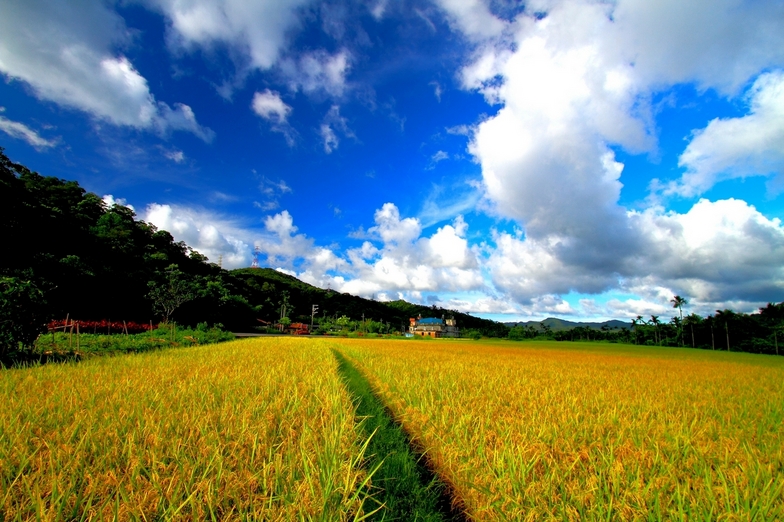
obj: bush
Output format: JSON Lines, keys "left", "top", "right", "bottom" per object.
{"left": 0, "top": 276, "right": 51, "bottom": 362}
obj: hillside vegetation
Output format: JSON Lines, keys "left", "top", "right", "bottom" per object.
{"left": 0, "top": 148, "right": 505, "bottom": 361}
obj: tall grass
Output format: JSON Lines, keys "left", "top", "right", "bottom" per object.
{"left": 335, "top": 339, "right": 784, "bottom": 520}
{"left": 0, "top": 338, "right": 371, "bottom": 520}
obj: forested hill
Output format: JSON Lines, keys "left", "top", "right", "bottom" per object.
{"left": 0, "top": 148, "right": 508, "bottom": 337}
{"left": 231, "top": 268, "right": 509, "bottom": 336}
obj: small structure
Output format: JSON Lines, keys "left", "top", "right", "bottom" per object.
{"left": 409, "top": 315, "right": 459, "bottom": 338}
{"left": 288, "top": 322, "right": 310, "bottom": 335}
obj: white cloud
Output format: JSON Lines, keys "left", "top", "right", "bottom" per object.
{"left": 431, "top": 150, "right": 448, "bottom": 162}
{"left": 370, "top": 0, "right": 388, "bottom": 20}
{"left": 319, "top": 105, "right": 354, "bottom": 153}
{"left": 0, "top": 1, "right": 213, "bottom": 140}
{"left": 627, "top": 199, "right": 784, "bottom": 304}
{"left": 369, "top": 203, "right": 421, "bottom": 245}
{"left": 252, "top": 90, "right": 292, "bottom": 123}
{"left": 143, "top": 203, "right": 252, "bottom": 269}
{"left": 280, "top": 50, "right": 351, "bottom": 98}
{"left": 433, "top": 0, "right": 506, "bottom": 41}
{"left": 320, "top": 124, "right": 339, "bottom": 154}
{"left": 250, "top": 204, "right": 483, "bottom": 300}
{"left": 417, "top": 181, "right": 483, "bottom": 227}
{"left": 102, "top": 194, "right": 135, "bottom": 211}
{"left": 610, "top": 0, "right": 784, "bottom": 95}
{"left": 0, "top": 115, "right": 58, "bottom": 149}
{"left": 145, "top": 0, "right": 311, "bottom": 70}
{"left": 673, "top": 71, "right": 784, "bottom": 196}
{"left": 451, "top": 0, "right": 784, "bottom": 314}
{"left": 252, "top": 89, "right": 296, "bottom": 145}
{"left": 430, "top": 81, "right": 442, "bottom": 102}
{"left": 162, "top": 149, "right": 185, "bottom": 163}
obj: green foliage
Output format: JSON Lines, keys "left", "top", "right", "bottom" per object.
{"left": 0, "top": 148, "right": 258, "bottom": 340}
{"left": 0, "top": 275, "right": 51, "bottom": 361}
{"left": 147, "top": 264, "right": 197, "bottom": 322}
{"left": 34, "top": 325, "right": 234, "bottom": 358}
{"left": 462, "top": 329, "right": 482, "bottom": 340}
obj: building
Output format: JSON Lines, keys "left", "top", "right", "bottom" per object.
{"left": 409, "top": 316, "right": 459, "bottom": 338}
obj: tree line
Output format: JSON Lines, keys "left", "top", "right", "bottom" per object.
{"left": 508, "top": 296, "right": 784, "bottom": 356}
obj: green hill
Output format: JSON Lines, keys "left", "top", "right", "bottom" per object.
{"left": 505, "top": 318, "right": 632, "bottom": 331}
{"left": 230, "top": 268, "right": 508, "bottom": 336}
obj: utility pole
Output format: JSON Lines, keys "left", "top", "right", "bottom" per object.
{"left": 310, "top": 305, "right": 318, "bottom": 332}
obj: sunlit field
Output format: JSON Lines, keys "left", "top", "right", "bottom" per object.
{"left": 0, "top": 338, "right": 369, "bottom": 521}
{"left": 334, "top": 338, "right": 784, "bottom": 520}
{"left": 2, "top": 337, "right": 782, "bottom": 521}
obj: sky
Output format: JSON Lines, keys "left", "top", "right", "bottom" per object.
{"left": 2, "top": 0, "right": 784, "bottom": 323}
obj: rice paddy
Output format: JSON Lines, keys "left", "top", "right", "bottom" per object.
{"left": 2, "top": 337, "right": 782, "bottom": 520}
{"left": 0, "top": 338, "right": 371, "bottom": 520}
{"left": 335, "top": 339, "right": 784, "bottom": 520}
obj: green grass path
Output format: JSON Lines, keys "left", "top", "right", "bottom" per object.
{"left": 332, "top": 350, "right": 465, "bottom": 522}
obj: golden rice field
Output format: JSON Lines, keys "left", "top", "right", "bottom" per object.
{"left": 2, "top": 336, "right": 783, "bottom": 521}
{"left": 0, "top": 338, "right": 371, "bottom": 521}
{"left": 334, "top": 339, "right": 784, "bottom": 520}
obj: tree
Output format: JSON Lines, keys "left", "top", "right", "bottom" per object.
{"left": 632, "top": 315, "right": 644, "bottom": 344}
{"left": 279, "top": 316, "right": 291, "bottom": 332}
{"left": 684, "top": 313, "right": 702, "bottom": 348}
{"left": 671, "top": 295, "right": 688, "bottom": 346}
{"left": 147, "top": 265, "right": 196, "bottom": 323}
{"left": 715, "top": 310, "right": 734, "bottom": 351}
{"left": 650, "top": 315, "right": 661, "bottom": 345}
{"left": 0, "top": 275, "right": 51, "bottom": 361}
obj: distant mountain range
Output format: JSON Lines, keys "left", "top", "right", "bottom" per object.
{"left": 504, "top": 318, "right": 632, "bottom": 331}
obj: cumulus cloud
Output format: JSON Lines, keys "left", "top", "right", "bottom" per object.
{"left": 252, "top": 89, "right": 296, "bottom": 145}
{"left": 626, "top": 199, "right": 784, "bottom": 304}
{"left": 451, "top": 0, "right": 784, "bottom": 313}
{"left": 673, "top": 71, "right": 784, "bottom": 196}
{"left": 143, "top": 203, "right": 252, "bottom": 269}
{"left": 0, "top": 1, "right": 212, "bottom": 139}
{"left": 0, "top": 114, "right": 58, "bottom": 149}
{"left": 252, "top": 90, "right": 292, "bottom": 123}
{"left": 251, "top": 204, "right": 483, "bottom": 301}
{"left": 145, "top": 0, "right": 311, "bottom": 70}
{"left": 433, "top": 0, "right": 506, "bottom": 41}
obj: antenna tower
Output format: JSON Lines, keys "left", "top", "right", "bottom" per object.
{"left": 251, "top": 246, "right": 260, "bottom": 269}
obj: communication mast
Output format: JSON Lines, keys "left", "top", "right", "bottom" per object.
{"left": 251, "top": 246, "right": 260, "bottom": 269}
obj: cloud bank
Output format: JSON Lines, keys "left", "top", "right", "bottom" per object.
{"left": 0, "top": 0, "right": 213, "bottom": 140}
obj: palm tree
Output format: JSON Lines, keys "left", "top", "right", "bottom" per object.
{"left": 705, "top": 315, "right": 715, "bottom": 350}
{"left": 632, "top": 316, "right": 643, "bottom": 344}
{"left": 715, "top": 310, "right": 734, "bottom": 351}
{"left": 684, "top": 313, "right": 702, "bottom": 348}
{"left": 671, "top": 295, "right": 687, "bottom": 346}
{"left": 650, "top": 315, "right": 661, "bottom": 345}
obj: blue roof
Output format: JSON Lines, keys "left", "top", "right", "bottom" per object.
{"left": 417, "top": 317, "right": 443, "bottom": 324}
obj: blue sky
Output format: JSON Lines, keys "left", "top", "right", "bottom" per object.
{"left": 2, "top": 0, "right": 784, "bottom": 322}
